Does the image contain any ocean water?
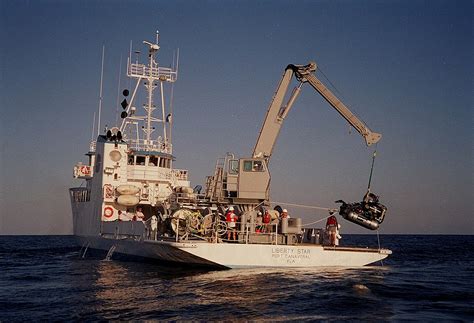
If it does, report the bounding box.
[0,235,472,321]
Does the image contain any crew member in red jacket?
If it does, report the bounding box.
[263,210,271,233]
[326,214,341,246]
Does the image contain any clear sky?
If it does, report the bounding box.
[0,0,472,235]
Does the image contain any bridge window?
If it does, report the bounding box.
[136,156,146,165]
[229,159,239,174]
[243,160,252,171]
[253,160,264,171]
[149,156,159,166]
[159,158,171,168]
[243,160,264,172]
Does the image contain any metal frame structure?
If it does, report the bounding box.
[253,62,381,162]
[120,33,178,155]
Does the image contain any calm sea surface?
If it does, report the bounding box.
[0,235,472,321]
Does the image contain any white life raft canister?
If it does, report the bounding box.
[116,184,140,195]
[117,194,140,206]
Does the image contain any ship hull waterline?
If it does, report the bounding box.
[77,235,390,269]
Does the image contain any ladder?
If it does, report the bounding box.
[206,157,226,202]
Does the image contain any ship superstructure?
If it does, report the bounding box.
[70,32,391,269]
[71,34,189,234]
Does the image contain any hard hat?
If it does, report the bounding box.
[229,206,234,211]
[283,209,288,213]
[257,211,262,215]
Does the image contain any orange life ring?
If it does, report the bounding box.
[103,206,114,218]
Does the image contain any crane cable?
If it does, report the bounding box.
[301,215,334,227]
[270,201,336,212]
[368,145,384,264]
[367,144,378,193]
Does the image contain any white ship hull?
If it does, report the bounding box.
[77,235,390,269]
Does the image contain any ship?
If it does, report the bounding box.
[70,32,391,269]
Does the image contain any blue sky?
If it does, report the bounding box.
[0,0,472,234]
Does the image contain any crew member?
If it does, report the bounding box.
[136,207,145,222]
[335,223,342,246]
[263,210,271,233]
[225,206,238,241]
[255,211,263,233]
[280,209,290,219]
[150,214,158,240]
[325,214,341,246]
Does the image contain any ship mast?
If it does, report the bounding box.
[119,31,178,154]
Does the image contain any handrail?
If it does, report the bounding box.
[128,63,178,82]
[127,138,172,154]
[140,216,295,244]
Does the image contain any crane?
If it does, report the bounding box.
[253,62,381,162]
[205,61,387,230]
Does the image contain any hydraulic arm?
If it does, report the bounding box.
[253,62,381,161]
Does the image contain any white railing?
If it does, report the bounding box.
[69,187,90,202]
[127,167,172,181]
[128,63,177,82]
[127,138,172,154]
[172,169,188,181]
[126,167,189,183]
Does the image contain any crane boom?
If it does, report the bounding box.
[253,62,381,161]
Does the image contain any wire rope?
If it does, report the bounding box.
[317,64,370,128]
[270,201,336,211]
[376,229,384,266]
[270,201,337,227]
